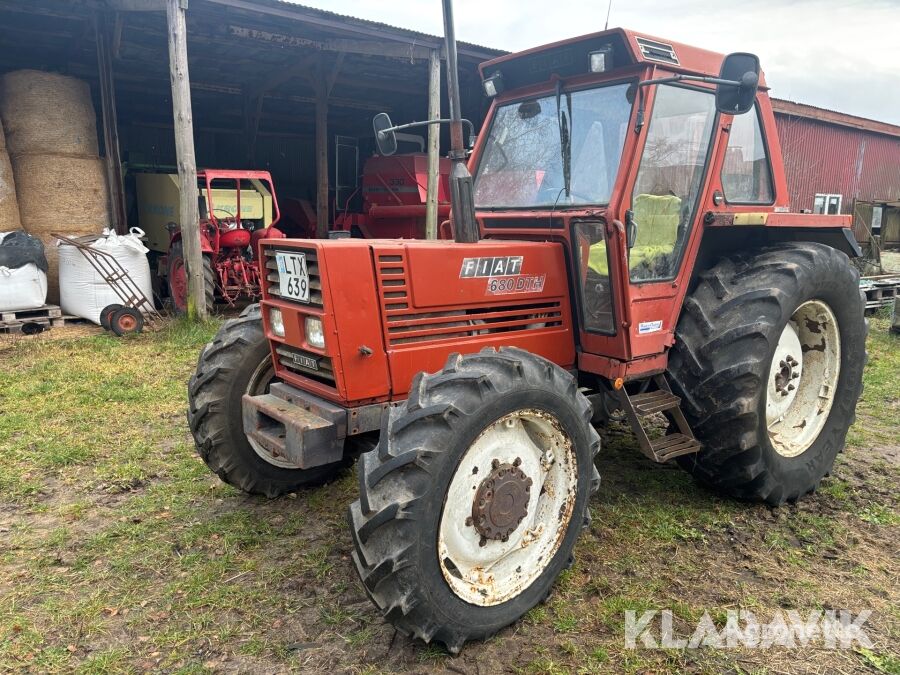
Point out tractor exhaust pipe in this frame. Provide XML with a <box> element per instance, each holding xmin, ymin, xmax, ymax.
<box><xmin>441</xmin><ymin>0</ymin><xmax>479</xmax><ymax>244</ymax></box>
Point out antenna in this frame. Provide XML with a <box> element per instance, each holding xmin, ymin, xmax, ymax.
<box><xmin>604</xmin><ymin>0</ymin><xmax>612</xmax><ymax>30</ymax></box>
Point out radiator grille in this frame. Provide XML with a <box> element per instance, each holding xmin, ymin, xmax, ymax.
<box><xmin>274</xmin><ymin>344</ymin><xmax>334</xmax><ymax>384</ymax></box>
<box><xmin>263</xmin><ymin>247</ymin><xmax>323</xmax><ymax>308</ymax></box>
<box><xmin>376</xmin><ymin>253</ymin><xmax>562</xmax><ymax>346</ymax></box>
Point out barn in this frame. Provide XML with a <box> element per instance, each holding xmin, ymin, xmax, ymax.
<box><xmin>772</xmin><ymin>99</ymin><xmax>900</xmax><ymax>248</ymax></box>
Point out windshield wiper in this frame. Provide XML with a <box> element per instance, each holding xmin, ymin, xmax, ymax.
<box><xmin>555</xmin><ymin>80</ymin><xmax>572</xmax><ymax>199</ymax></box>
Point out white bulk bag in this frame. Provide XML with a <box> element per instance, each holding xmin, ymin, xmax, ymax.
<box><xmin>58</xmin><ymin>228</ymin><xmax>153</xmax><ymax>324</ymax></box>
<box><xmin>0</xmin><ymin>231</ymin><xmax>48</xmax><ymax>312</ymax></box>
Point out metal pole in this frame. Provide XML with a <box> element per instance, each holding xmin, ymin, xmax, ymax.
<box><xmin>441</xmin><ymin>0</ymin><xmax>479</xmax><ymax>243</ymax></box>
<box><xmin>166</xmin><ymin>0</ymin><xmax>205</xmax><ymax>319</ymax></box>
<box><xmin>425</xmin><ymin>48</ymin><xmax>441</xmax><ymax>239</ymax></box>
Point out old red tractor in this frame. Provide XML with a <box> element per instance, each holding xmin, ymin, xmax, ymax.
<box><xmin>167</xmin><ymin>170</ymin><xmax>284</xmax><ymax>314</ymax></box>
<box><xmin>187</xmin><ymin>10</ymin><xmax>866</xmax><ymax>655</ymax></box>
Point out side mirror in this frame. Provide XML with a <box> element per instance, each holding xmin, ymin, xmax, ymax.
<box><xmin>373</xmin><ymin>112</ymin><xmax>397</xmax><ymax>156</ymax></box>
<box><xmin>716</xmin><ymin>52</ymin><xmax>760</xmax><ymax>115</ymax></box>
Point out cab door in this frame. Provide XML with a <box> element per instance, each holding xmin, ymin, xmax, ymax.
<box><xmin>618</xmin><ymin>83</ymin><xmax>719</xmax><ymax>358</ymax></box>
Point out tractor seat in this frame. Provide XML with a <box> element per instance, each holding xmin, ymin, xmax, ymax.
<box><xmin>588</xmin><ymin>194</ymin><xmax>682</xmax><ymax>277</ymax></box>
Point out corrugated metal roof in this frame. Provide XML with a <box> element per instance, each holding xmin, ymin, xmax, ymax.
<box><xmin>210</xmin><ymin>0</ymin><xmax>506</xmax><ymax>59</ymax></box>
<box><xmin>772</xmin><ymin>98</ymin><xmax>900</xmax><ymax>139</ymax></box>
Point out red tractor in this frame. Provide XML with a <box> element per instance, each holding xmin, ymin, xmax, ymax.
<box><xmin>167</xmin><ymin>170</ymin><xmax>284</xmax><ymax>314</ymax></box>
<box><xmin>187</xmin><ymin>14</ymin><xmax>866</xmax><ymax>654</ymax></box>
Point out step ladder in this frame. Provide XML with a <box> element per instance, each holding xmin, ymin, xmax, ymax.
<box><xmin>612</xmin><ymin>374</ymin><xmax>701</xmax><ymax>463</ymax></box>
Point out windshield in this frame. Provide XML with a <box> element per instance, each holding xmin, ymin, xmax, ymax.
<box><xmin>474</xmin><ymin>82</ymin><xmax>633</xmax><ymax>209</ymax></box>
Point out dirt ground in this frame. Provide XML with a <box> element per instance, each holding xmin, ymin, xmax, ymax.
<box><xmin>0</xmin><ymin>316</ymin><xmax>897</xmax><ymax>674</ymax></box>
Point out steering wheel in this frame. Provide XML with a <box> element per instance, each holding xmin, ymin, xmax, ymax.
<box><xmin>213</xmin><ymin>208</ymin><xmax>238</xmax><ymax>229</ymax></box>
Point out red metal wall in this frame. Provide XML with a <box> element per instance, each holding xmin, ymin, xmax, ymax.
<box><xmin>773</xmin><ymin>110</ymin><xmax>900</xmax><ymax>216</ymax></box>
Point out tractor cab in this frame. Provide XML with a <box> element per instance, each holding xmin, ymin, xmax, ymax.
<box><xmin>466</xmin><ymin>30</ymin><xmax>769</xmax><ymax>373</ymax></box>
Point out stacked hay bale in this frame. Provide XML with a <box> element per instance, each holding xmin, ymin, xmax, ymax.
<box><xmin>0</xmin><ymin>120</ymin><xmax>21</xmax><ymax>231</ymax></box>
<box><xmin>0</xmin><ymin>70</ymin><xmax>110</xmax><ymax>302</ymax></box>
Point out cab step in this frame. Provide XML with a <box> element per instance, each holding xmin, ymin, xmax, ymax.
<box><xmin>612</xmin><ymin>374</ymin><xmax>701</xmax><ymax>463</ymax></box>
<box><xmin>649</xmin><ymin>433</ymin><xmax>702</xmax><ymax>462</ymax></box>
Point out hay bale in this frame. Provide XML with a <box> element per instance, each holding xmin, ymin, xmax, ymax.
<box><xmin>0</xmin><ymin>150</ymin><xmax>20</xmax><ymax>231</ymax></box>
<box><xmin>12</xmin><ymin>154</ymin><xmax>109</xmax><ymax>302</ymax></box>
<box><xmin>0</xmin><ymin>70</ymin><xmax>99</xmax><ymax>158</ymax></box>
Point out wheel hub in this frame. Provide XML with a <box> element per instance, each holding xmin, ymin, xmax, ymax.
<box><xmin>470</xmin><ymin>458</ymin><xmax>532</xmax><ymax>543</ymax></box>
<box><xmin>765</xmin><ymin>300</ymin><xmax>841</xmax><ymax>458</ymax></box>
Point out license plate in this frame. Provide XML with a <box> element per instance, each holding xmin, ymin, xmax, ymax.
<box><xmin>275</xmin><ymin>251</ymin><xmax>310</xmax><ymax>303</ymax></box>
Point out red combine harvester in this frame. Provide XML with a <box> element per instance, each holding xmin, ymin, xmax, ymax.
<box><xmin>333</xmin><ymin>153</ymin><xmax>451</xmax><ymax>239</ymax></box>
<box><xmin>167</xmin><ymin>169</ymin><xmax>284</xmax><ymax>314</ymax></box>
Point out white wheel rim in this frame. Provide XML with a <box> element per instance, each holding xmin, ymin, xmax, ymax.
<box><xmin>437</xmin><ymin>409</ymin><xmax>578</xmax><ymax>606</ymax></box>
<box><xmin>766</xmin><ymin>300</ymin><xmax>841</xmax><ymax>458</ymax></box>
<box><xmin>245</xmin><ymin>359</ymin><xmax>302</xmax><ymax>469</ymax></box>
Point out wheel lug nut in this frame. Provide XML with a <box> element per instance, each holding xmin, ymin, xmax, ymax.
<box><xmin>491</xmin><ymin>459</ymin><xmax>500</xmax><ymax>469</ymax></box>
<box><xmin>513</xmin><ymin>457</ymin><xmax>522</xmax><ymax>467</ymax></box>
<box><xmin>779</xmin><ymin>360</ymin><xmax>787</xmax><ymax>368</ymax></box>
<box><xmin>465</xmin><ymin>516</ymin><xmax>473</xmax><ymax>527</ymax></box>
<box><xmin>787</xmin><ymin>384</ymin><xmax>795</xmax><ymax>391</ymax></box>
<box><xmin>791</xmin><ymin>372</ymin><xmax>799</xmax><ymax>379</ymax></box>
<box><xmin>781</xmin><ymin>391</ymin><xmax>789</xmax><ymax>397</ymax></box>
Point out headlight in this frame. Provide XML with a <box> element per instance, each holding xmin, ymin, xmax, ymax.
<box><xmin>482</xmin><ymin>71</ymin><xmax>504</xmax><ymax>98</ymax></box>
<box><xmin>269</xmin><ymin>307</ymin><xmax>285</xmax><ymax>337</ymax></box>
<box><xmin>589</xmin><ymin>46</ymin><xmax>614</xmax><ymax>73</ymax></box>
<box><xmin>305</xmin><ymin>316</ymin><xmax>325</xmax><ymax>349</ymax></box>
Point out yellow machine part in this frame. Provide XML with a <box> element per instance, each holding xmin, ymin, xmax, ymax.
<box><xmin>135</xmin><ymin>173</ymin><xmax>273</xmax><ymax>253</ymax></box>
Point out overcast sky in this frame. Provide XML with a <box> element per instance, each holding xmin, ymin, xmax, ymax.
<box><xmin>294</xmin><ymin>0</ymin><xmax>900</xmax><ymax>125</ymax></box>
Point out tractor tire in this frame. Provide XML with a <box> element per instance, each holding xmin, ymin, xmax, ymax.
<box><xmin>668</xmin><ymin>243</ymin><xmax>866</xmax><ymax>505</ymax></box>
<box><xmin>168</xmin><ymin>242</ymin><xmax>215</xmax><ymax>316</ymax></box>
<box><xmin>188</xmin><ymin>304</ymin><xmax>350</xmax><ymax>497</ymax></box>
<box><xmin>349</xmin><ymin>347</ymin><xmax>601</xmax><ymax>653</ymax></box>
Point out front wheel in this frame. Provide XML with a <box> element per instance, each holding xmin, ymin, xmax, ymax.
<box><xmin>187</xmin><ymin>304</ymin><xmax>350</xmax><ymax>496</ymax></box>
<box><xmin>349</xmin><ymin>347</ymin><xmax>601</xmax><ymax>653</ymax></box>
<box><xmin>668</xmin><ymin>243</ymin><xmax>866</xmax><ymax>505</ymax></box>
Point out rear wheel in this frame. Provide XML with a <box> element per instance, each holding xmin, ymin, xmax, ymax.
<box><xmin>349</xmin><ymin>347</ymin><xmax>601</xmax><ymax>653</ymax></box>
<box><xmin>188</xmin><ymin>304</ymin><xmax>350</xmax><ymax>496</ymax></box>
<box><xmin>168</xmin><ymin>242</ymin><xmax>215</xmax><ymax>316</ymax></box>
<box><xmin>668</xmin><ymin>243</ymin><xmax>866</xmax><ymax>505</ymax></box>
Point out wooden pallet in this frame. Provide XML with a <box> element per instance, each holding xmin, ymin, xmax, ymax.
<box><xmin>0</xmin><ymin>305</ymin><xmax>78</xmax><ymax>333</ymax></box>
<box><xmin>860</xmin><ymin>276</ymin><xmax>900</xmax><ymax>311</ymax></box>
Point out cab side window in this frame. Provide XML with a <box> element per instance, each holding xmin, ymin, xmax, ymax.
<box><xmin>721</xmin><ymin>107</ymin><xmax>773</xmax><ymax>203</ymax></box>
<box><xmin>629</xmin><ymin>85</ymin><xmax>717</xmax><ymax>282</ymax></box>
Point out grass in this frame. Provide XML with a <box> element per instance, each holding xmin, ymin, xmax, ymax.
<box><xmin>0</xmin><ymin>315</ymin><xmax>898</xmax><ymax>673</ymax></box>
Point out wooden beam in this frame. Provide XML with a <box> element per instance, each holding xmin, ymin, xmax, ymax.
<box><xmin>205</xmin><ymin>0</ymin><xmax>499</xmax><ymax>60</ymax></box>
<box><xmin>425</xmin><ymin>48</ymin><xmax>441</xmax><ymax>239</ymax></box>
<box><xmin>166</xmin><ymin>0</ymin><xmax>205</xmax><ymax>319</ymax></box>
<box><xmin>95</xmin><ymin>13</ymin><xmax>128</xmax><ymax>234</ymax></box>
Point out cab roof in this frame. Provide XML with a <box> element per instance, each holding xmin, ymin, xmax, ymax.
<box><xmin>478</xmin><ymin>28</ymin><xmax>768</xmax><ymax>89</ymax></box>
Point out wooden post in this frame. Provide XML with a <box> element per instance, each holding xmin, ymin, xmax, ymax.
<box><xmin>312</xmin><ymin>53</ymin><xmax>344</xmax><ymax>239</ymax></box>
<box><xmin>425</xmin><ymin>48</ymin><xmax>441</xmax><ymax>240</ymax></box>
<box><xmin>95</xmin><ymin>14</ymin><xmax>127</xmax><ymax>234</ymax></box>
<box><xmin>314</xmin><ymin>74</ymin><xmax>329</xmax><ymax>239</ymax></box>
<box><xmin>165</xmin><ymin>0</ymin><xmax>205</xmax><ymax>319</ymax></box>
